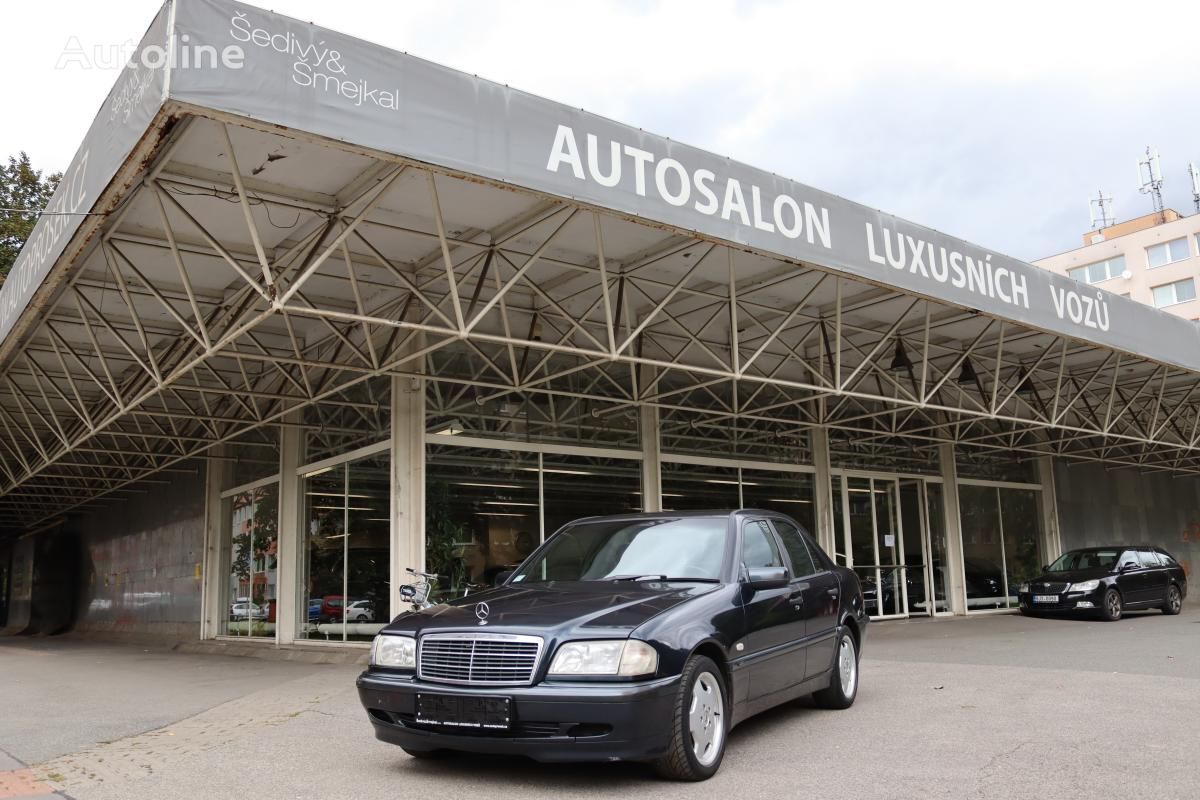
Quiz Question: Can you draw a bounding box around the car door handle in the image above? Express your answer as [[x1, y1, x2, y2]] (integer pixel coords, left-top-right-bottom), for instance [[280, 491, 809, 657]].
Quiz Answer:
[[826, 588, 839, 598], [789, 588, 806, 601]]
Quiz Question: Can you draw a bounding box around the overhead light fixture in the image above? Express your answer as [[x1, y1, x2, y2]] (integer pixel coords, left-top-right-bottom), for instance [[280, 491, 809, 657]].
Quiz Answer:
[[767, 498, 812, 504], [523, 467, 593, 476], [704, 479, 759, 486], [888, 339, 912, 372], [303, 466, 334, 478], [455, 482, 521, 490], [1016, 369, 1036, 394], [957, 357, 978, 384], [433, 420, 464, 436]]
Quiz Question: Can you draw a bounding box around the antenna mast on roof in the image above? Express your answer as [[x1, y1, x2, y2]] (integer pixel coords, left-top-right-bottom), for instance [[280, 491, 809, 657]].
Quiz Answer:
[[1136, 146, 1166, 223], [1089, 190, 1114, 230], [1188, 162, 1200, 214]]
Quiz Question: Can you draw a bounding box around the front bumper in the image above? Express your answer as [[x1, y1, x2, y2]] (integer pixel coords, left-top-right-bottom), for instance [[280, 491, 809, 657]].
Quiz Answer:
[[357, 671, 680, 762], [1018, 587, 1104, 613]]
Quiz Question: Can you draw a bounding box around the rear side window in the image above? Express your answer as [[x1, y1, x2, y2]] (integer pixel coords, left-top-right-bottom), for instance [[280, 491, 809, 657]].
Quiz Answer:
[[743, 520, 783, 569], [1138, 551, 1162, 568], [772, 520, 819, 577], [1158, 551, 1178, 567]]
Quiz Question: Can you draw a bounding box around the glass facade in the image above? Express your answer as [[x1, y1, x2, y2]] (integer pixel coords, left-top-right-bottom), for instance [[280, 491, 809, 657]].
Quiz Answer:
[[208, 387, 1051, 642], [223, 482, 279, 637], [958, 484, 1044, 611], [298, 452, 391, 642]]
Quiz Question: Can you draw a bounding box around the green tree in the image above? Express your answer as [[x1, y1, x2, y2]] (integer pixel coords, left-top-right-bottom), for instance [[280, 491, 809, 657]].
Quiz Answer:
[[1, 153, 62, 282]]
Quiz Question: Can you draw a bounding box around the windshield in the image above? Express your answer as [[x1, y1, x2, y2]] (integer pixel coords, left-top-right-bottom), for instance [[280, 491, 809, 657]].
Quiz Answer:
[[511, 517, 728, 583], [1048, 549, 1120, 572]]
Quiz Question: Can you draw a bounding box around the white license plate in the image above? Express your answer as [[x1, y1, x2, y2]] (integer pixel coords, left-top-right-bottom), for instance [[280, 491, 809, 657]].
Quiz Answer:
[[1033, 594, 1058, 603]]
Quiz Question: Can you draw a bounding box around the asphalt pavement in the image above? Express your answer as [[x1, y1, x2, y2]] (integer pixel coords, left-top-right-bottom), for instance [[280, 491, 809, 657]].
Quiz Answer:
[[2, 605, 1198, 800]]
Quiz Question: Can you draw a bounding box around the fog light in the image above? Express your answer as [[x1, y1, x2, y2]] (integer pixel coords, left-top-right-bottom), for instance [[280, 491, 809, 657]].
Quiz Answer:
[[1075, 601, 1094, 609]]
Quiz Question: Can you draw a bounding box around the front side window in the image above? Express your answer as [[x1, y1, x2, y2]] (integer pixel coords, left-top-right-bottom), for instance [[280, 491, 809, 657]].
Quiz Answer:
[[1152, 278, 1197, 308], [1147, 237, 1190, 268], [511, 517, 728, 583], [772, 519, 819, 577], [742, 520, 784, 570]]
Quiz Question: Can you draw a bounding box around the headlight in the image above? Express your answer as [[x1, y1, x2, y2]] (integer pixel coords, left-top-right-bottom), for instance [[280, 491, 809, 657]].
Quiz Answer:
[[370, 634, 415, 668], [1018, 583, 1030, 593], [1067, 580, 1100, 592], [548, 639, 659, 677]]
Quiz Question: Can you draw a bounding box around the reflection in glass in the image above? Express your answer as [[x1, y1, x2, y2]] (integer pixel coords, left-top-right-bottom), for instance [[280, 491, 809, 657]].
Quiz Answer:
[[425, 446, 541, 599], [298, 453, 390, 642], [899, 481, 927, 615], [660, 463, 740, 511], [925, 483, 950, 612], [959, 485, 1007, 610], [225, 483, 279, 638], [1000, 489, 1041, 604], [740, 470, 815, 534], [541, 455, 641, 539]]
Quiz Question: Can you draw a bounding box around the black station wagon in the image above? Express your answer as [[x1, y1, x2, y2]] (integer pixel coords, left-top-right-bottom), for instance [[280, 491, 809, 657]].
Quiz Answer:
[[357, 510, 868, 780]]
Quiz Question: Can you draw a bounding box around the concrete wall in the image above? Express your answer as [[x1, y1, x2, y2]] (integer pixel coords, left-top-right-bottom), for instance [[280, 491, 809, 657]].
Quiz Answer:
[[1054, 460, 1200, 579], [72, 461, 207, 640]]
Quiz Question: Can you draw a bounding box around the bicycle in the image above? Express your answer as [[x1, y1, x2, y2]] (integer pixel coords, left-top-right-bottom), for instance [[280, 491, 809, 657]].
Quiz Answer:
[[399, 567, 439, 612]]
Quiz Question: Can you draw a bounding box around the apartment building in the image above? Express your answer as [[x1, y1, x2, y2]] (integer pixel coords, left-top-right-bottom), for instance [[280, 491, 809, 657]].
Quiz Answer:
[[1035, 209, 1200, 320]]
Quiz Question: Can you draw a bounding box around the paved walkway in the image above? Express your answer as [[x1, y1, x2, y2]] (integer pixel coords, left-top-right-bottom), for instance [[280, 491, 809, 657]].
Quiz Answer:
[[2, 606, 1198, 799]]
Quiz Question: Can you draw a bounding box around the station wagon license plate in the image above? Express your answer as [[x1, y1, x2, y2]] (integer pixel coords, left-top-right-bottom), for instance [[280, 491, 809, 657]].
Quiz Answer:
[[416, 693, 511, 729], [1033, 594, 1058, 603]]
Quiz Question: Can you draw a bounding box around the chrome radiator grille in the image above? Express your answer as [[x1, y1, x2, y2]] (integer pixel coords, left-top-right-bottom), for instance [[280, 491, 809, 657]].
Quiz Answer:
[[1034, 582, 1070, 593], [418, 633, 543, 686]]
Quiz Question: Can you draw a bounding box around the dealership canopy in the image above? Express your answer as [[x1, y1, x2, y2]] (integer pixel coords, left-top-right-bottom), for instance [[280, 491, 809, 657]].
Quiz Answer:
[[3, 0, 1200, 530]]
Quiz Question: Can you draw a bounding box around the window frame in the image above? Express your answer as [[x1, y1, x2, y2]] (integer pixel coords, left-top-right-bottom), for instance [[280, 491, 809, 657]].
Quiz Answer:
[[1067, 254, 1125, 285], [1151, 278, 1197, 308], [1146, 237, 1191, 269]]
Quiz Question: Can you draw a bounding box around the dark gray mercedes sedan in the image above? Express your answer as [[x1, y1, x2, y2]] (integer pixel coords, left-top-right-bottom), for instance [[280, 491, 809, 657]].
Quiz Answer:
[[357, 509, 868, 780]]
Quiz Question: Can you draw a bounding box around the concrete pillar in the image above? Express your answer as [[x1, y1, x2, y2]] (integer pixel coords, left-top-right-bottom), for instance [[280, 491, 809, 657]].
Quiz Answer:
[[639, 402, 662, 513], [275, 415, 302, 645], [1036, 455, 1063, 564], [938, 443, 967, 615], [200, 446, 229, 640], [811, 427, 835, 554], [391, 372, 426, 618]]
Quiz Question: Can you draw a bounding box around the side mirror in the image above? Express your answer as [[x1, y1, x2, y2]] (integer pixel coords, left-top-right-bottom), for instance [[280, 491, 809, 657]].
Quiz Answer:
[[1120, 561, 1139, 572], [745, 566, 789, 591], [1041, 564, 1050, 573], [494, 570, 514, 586]]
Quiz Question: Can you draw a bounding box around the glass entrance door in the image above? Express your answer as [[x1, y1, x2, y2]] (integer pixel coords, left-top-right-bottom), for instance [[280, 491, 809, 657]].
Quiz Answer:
[[835, 473, 939, 619]]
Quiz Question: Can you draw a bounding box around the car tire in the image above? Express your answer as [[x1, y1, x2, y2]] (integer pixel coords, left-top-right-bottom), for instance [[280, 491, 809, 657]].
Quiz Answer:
[[401, 747, 445, 760], [355, 614, 368, 622], [1101, 587, 1122, 621], [813, 627, 859, 710], [653, 654, 727, 781], [1162, 584, 1183, 615]]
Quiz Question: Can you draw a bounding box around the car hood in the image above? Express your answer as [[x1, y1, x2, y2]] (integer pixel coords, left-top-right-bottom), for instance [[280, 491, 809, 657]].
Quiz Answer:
[[383, 581, 716, 638], [1029, 568, 1111, 585]]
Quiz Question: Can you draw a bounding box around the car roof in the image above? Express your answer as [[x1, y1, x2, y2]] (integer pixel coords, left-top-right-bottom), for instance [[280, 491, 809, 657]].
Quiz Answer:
[[558, 508, 800, 525]]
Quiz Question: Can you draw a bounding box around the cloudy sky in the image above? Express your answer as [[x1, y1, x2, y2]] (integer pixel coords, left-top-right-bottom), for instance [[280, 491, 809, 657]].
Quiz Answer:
[[4, 0, 1199, 261]]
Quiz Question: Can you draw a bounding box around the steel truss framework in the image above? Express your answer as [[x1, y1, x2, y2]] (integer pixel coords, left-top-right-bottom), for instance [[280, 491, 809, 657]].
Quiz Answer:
[[3, 110, 1200, 529]]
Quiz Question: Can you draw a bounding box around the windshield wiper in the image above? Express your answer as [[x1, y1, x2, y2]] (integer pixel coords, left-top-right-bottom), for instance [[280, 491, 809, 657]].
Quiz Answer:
[[606, 575, 719, 583]]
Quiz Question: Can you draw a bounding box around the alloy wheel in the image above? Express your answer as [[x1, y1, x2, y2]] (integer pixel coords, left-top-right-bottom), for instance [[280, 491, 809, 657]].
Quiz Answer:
[[688, 671, 724, 767], [838, 636, 858, 698], [1106, 591, 1122, 619], [1168, 587, 1182, 613]]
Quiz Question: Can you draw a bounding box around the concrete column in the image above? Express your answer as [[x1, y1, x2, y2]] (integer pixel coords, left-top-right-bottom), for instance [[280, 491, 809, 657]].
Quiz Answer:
[[1036, 455, 1063, 564], [938, 443, 967, 616], [391, 372, 426, 618], [811, 427, 835, 554], [275, 415, 302, 645], [639, 403, 662, 513], [200, 446, 228, 640]]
